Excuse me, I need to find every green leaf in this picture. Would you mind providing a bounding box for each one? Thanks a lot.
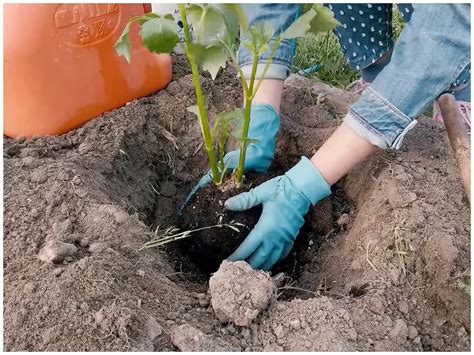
[114,23,132,63]
[140,16,180,53]
[282,5,340,39]
[213,4,246,41]
[201,45,227,80]
[187,4,226,44]
[248,21,274,55]
[310,4,341,33]
[282,8,316,39]
[114,13,164,62]
[190,43,228,80]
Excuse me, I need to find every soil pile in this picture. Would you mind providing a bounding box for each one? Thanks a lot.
[3,55,470,351]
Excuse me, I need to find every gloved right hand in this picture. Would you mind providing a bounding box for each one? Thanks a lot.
[225,156,332,270]
[182,103,280,207]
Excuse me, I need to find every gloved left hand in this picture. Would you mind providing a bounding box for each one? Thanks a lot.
[181,104,280,208]
[225,156,332,270]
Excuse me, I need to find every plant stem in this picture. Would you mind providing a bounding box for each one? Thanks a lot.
[178,4,220,184]
[235,50,259,183]
[251,36,282,100]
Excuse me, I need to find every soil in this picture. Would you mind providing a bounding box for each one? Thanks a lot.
[3,54,470,351]
[178,178,262,274]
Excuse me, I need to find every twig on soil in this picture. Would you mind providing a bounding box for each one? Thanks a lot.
[19,198,32,207]
[159,126,179,150]
[391,221,410,276]
[86,330,114,341]
[193,141,204,155]
[149,184,160,196]
[139,219,246,250]
[365,240,378,271]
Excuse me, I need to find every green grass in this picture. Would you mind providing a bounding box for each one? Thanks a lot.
[292,32,358,89]
[292,5,405,89]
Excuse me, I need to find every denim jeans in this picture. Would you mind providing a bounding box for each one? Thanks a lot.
[238,4,471,149]
[238,4,300,80]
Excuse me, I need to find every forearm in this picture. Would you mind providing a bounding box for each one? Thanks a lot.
[310,122,379,185]
[249,79,284,114]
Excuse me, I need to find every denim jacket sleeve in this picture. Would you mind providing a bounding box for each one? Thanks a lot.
[345,4,471,149]
[237,4,300,80]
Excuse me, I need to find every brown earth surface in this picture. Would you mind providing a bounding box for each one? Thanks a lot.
[3,55,470,351]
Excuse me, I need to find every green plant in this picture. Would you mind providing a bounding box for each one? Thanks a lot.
[115,4,339,185]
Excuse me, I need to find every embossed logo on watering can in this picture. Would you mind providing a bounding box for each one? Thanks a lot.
[54,3,121,46]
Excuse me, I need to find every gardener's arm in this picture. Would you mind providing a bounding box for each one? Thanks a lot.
[226,4,470,270]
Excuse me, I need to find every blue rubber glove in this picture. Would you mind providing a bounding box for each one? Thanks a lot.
[182,104,280,207]
[225,157,332,270]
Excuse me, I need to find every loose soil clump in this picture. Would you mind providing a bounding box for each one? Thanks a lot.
[3,55,470,351]
[178,179,261,274]
[209,260,275,327]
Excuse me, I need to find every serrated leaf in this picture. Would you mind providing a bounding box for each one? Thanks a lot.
[202,45,227,80]
[282,8,316,39]
[114,13,164,62]
[187,4,226,44]
[213,4,246,41]
[310,4,341,33]
[140,16,180,53]
[190,43,228,80]
[248,21,274,55]
[282,6,339,39]
[114,23,132,63]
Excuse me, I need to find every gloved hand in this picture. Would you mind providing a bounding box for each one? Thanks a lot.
[182,104,280,207]
[225,156,332,270]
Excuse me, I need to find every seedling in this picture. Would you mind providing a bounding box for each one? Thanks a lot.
[115,4,339,185]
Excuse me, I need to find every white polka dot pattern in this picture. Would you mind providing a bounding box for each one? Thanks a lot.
[326,4,414,70]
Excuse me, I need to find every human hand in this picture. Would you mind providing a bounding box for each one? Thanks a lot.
[182,104,280,207]
[225,156,332,270]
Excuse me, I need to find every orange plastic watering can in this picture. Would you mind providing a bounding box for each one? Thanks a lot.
[3,3,172,138]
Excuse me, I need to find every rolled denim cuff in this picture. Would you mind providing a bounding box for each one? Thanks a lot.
[238,38,295,80]
[345,87,418,150]
[241,63,290,81]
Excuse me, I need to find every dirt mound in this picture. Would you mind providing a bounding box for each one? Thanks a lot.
[3,55,470,351]
[209,261,275,326]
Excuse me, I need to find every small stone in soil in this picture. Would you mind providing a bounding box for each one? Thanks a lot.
[145,316,163,340]
[88,242,108,254]
[38,240,77,264]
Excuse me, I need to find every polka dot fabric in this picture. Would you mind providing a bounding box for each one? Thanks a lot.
[326,4,414,70]
[452,65,471,87]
